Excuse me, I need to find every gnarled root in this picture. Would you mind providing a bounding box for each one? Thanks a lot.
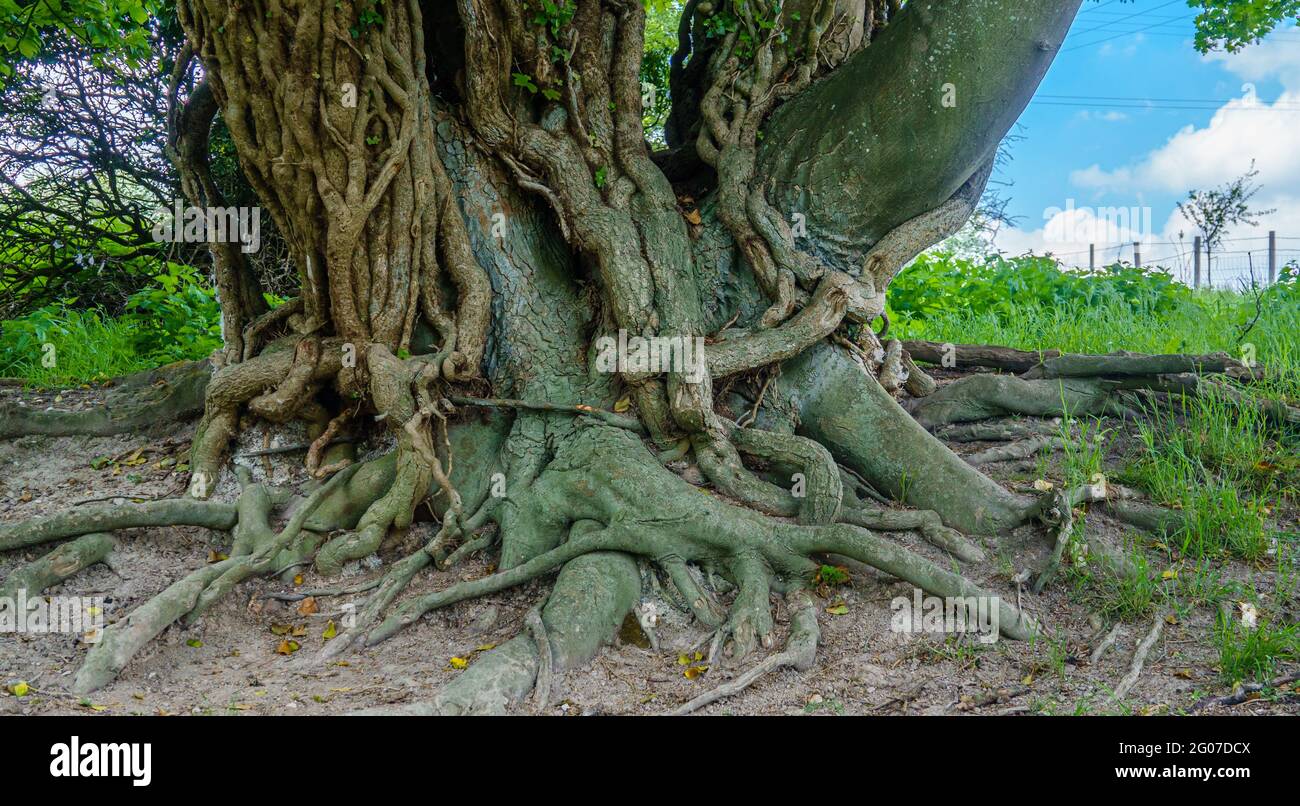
[670,587,819,715]
[352,551,641,716]
[0,532,115,604]
[0,359,211,440]
[365,425,1040,655]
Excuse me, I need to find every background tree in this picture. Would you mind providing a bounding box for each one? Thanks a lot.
[1177,161,1275,287]
[2,0,1296,711]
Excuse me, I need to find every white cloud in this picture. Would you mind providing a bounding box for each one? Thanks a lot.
[995,30,1300,282]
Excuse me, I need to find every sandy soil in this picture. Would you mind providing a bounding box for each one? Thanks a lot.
[1,373,1296,716]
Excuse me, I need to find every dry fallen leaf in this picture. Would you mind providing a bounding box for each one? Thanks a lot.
[613,396,631,413]
[276,639,300,655]
[270,623,291,635]
[683,665,709,680]
[297,597,319,616]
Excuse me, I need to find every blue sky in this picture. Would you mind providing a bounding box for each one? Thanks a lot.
[993,0,1300,285]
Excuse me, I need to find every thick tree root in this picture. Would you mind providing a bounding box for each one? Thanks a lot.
[669,588,819,715]
[351,552,641,715]
[0,360,211,439]
[72,557,236,694]
[936,419,1062,443]
[964,436,1063,466]
[0,499,237,552]
[839,506,985,563]
[1111,615,1164,703]
[780,343,1033,533]
[901,340,1059,374]
[905,374,1130,429]
[0,532,115,604]
[365,426,1040,652]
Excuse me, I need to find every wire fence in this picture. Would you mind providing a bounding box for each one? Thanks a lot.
[1030,233,1300,290]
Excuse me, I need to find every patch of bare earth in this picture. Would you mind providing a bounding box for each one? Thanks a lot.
[1,378,1296,716]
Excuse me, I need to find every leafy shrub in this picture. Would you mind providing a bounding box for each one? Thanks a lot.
[0,262,220,385]
[123,262,222,364]
[887,252,1191,321]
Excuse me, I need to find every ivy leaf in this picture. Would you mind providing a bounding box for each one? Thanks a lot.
[511,72,538,93]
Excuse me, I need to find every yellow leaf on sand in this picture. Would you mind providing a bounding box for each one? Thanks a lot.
[826,602,849,615]
[276,639,300,655]
[8,681,30,697]
[297,597,319,616]
[322,620,337,640]
[684,665,709,680]
[270,624,291,636]
[449,656,469,670]
[293,574,304,586]
[677,654,690,666]
[613,397,631,413]
[291,625,307,637]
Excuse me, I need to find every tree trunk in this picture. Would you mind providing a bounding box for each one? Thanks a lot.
[11,0,1101,703]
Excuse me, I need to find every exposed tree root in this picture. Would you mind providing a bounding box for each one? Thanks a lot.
[4,335,1255,710]
[1190,672,1300,712]
[0,499,236,552]
[669,588,819,715]
[351,552,641,716]
[839,506,985,563]
[936,418,1062,443]
[361,426,1039,655]
[0,359,211,439]
[0,532,115,604]
[1090,623,1123,666]
[1111,615,1164,703]
[902,340,1059,374]
[965,436,1063,466]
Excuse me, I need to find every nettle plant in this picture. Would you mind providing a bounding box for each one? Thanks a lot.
[2,0,1297,712]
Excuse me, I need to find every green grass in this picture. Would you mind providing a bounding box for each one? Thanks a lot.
[1067,536,1162,623]
[893,261,1298,562]
[891,254,1299,686]
[1215,616,1298,685]
[1119,387,1291,561]
[0,306,165,386]
[1,262,223,387]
